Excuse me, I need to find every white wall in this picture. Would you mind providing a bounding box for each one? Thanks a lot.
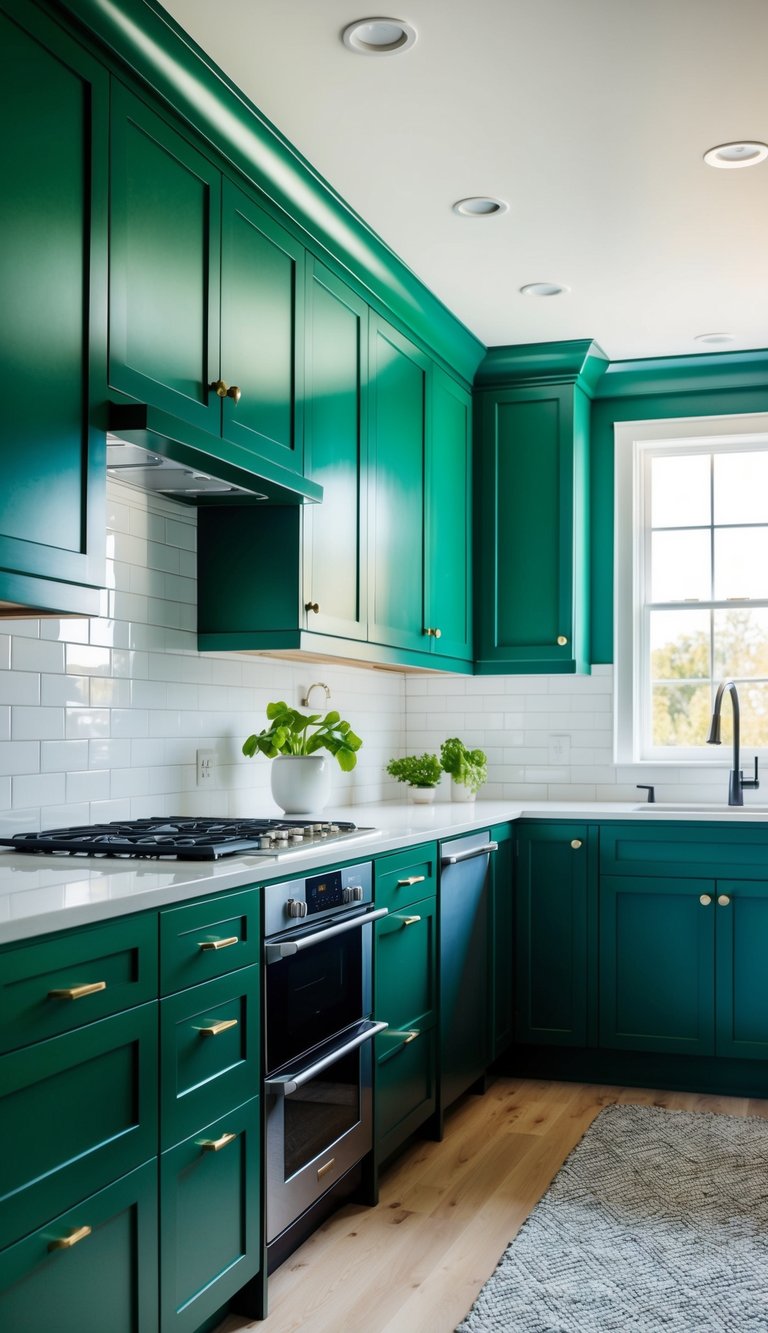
[0,480,405,835]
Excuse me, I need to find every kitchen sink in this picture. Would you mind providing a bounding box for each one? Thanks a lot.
[632,802,768,814]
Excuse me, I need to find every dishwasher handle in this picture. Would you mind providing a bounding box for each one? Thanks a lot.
[265,1020,389,1096]
[265,906,389,962]
[441,840,498,867]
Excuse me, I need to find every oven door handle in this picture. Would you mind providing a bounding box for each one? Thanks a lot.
[440,841,498,866]
[265,1020,389,1096]
[265,906,389,962]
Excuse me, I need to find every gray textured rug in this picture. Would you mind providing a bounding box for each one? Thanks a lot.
[457,1103,768,1332]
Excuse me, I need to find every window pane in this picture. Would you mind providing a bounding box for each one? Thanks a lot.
[651,530,711,602]
[737,682,768,747]
[713,608,768,679]
[651,454,710,527]
[714,452,768,525]
[650,610,710,682]
[651,684,713,747]
[714,528,768,600]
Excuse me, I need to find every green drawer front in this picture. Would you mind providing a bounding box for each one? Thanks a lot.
[600,823,768,880]
[160,966,260,1149]
[160,1096,260,1333]
[0,914,158,1054]
[375,897,437,1033]
[375,843,438,913]
[160,886,260,996]
[375,1026,435,1159]
[0,1004,157,1251]
[0,1159,158,1333]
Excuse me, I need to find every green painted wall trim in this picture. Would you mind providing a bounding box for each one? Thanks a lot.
[54,0,484,385]
[474,339,608,395]
[595,346,768,399]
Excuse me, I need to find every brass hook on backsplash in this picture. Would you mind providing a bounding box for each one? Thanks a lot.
[302,682,331,709]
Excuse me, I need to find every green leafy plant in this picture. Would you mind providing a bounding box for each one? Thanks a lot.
[242,701,362,772]
[386,753,442,788]
[440,737,488,795]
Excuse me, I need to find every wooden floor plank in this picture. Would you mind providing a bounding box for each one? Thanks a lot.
[217,1076,768,1333]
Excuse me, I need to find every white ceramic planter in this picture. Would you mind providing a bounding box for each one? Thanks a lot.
[270,754,331,815]
[451,779,477,803]
[407,786,436,804]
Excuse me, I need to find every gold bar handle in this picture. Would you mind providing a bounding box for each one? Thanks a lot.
[400,915,421,928]
[197,1017,238,1038]
[48,981,106,1002]
[48,1225,92,1252]
[198,936,239,952]
[198,1131,238,1153]
[396,875,426,888]
[402,1029,420,1044]
[317,1158,336,1180]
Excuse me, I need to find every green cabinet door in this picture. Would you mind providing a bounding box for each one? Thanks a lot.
[515,823,593,1046]
[475,383,590,674]
[160,1097,260,1333]
[0,1160,158,1333]
[220,179,304,472]
[425,369,472,661]
[715,880,768,1060]
[109,83,221,435]
[600,876,716,1056]
[0,1,106,615]
[302,260,368,640]
[367,317,428,653]
[489,824,514,1060]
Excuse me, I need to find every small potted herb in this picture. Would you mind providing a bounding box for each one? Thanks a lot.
[386,752,442,804]
[243,701,362,814]
[440,737,488,802]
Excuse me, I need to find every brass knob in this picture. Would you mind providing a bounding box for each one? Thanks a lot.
[423,627,442,638]
[700,893,713,906]
[557,635,568,647]
[717,894,731,907]
[210,379,228,397]
[305,602,320,614]
[570,839,582,849]
[227,384,241,404]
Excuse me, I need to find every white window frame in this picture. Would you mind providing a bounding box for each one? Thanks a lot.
[614,411,768,765]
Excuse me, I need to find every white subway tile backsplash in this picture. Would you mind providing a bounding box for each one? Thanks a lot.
[66,770,111,803]
[12,638,65,674]
[0,673,41,706]
[41,674,89,707]
[13,708,64,741]
[65,708,110,739]
[41,741,90,773]
[13,772,66,809]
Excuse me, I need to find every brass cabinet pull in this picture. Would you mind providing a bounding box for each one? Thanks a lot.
[305,601,320,613]
[718,894,732,907]
[210,378,228,397]
[400,915,421,928]
[317,1158,336,1180]
[423,627,442,639]
[198,1131,238,1153]
[198,936,239,952]
[557,635,568,646]
[402,1029,420,1044]
[48,1225,92,1252]
[48,981,106,1002]
[570,839,582,850]
[226,384,241,404]
[197,1017,238,1038]
[700,894,713,906]
[396,875,426,888]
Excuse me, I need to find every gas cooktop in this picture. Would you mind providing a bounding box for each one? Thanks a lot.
[0,817,379,861]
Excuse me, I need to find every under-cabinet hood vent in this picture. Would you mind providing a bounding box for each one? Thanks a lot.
[106,402,322,506]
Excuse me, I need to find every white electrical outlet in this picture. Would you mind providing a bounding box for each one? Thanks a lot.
[548,733,571,764]
[196,748,216,786]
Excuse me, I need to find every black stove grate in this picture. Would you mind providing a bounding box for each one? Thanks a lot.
[0,817,365,861]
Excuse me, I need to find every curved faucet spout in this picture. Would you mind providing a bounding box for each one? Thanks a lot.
[706,679,759,806]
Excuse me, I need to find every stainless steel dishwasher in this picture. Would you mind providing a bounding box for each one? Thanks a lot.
[438,829,498,1124]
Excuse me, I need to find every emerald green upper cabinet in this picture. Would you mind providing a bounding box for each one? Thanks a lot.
[110,85,306,479]
[426,369,473,661]
[474,341,606,674]
[0,1,106,616]
[367,318,429,655]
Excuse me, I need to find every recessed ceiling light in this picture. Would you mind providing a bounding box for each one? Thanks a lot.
[520,282,570,297]
[694,332,736,345]
[703,141,768,169]
[452,196,508,217]
[342,17,417,55]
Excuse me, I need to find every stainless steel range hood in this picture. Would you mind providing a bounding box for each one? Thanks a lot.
[107,402,322,506]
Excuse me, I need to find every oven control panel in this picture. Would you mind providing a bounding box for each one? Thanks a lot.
[265,861,373,936]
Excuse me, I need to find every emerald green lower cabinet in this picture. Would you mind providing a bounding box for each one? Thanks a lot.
[599,876,715,1056]
[488,824,514,1060]
[716,881,768,1059]
[0,1160,158,1333]
[515,823,594,1046]
[160,1097,260,1333]
[375,1029,436,1164]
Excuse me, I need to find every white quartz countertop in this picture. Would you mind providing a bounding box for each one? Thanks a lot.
[2,798,768,944]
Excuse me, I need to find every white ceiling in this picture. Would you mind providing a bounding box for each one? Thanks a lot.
[159,0,768,362]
